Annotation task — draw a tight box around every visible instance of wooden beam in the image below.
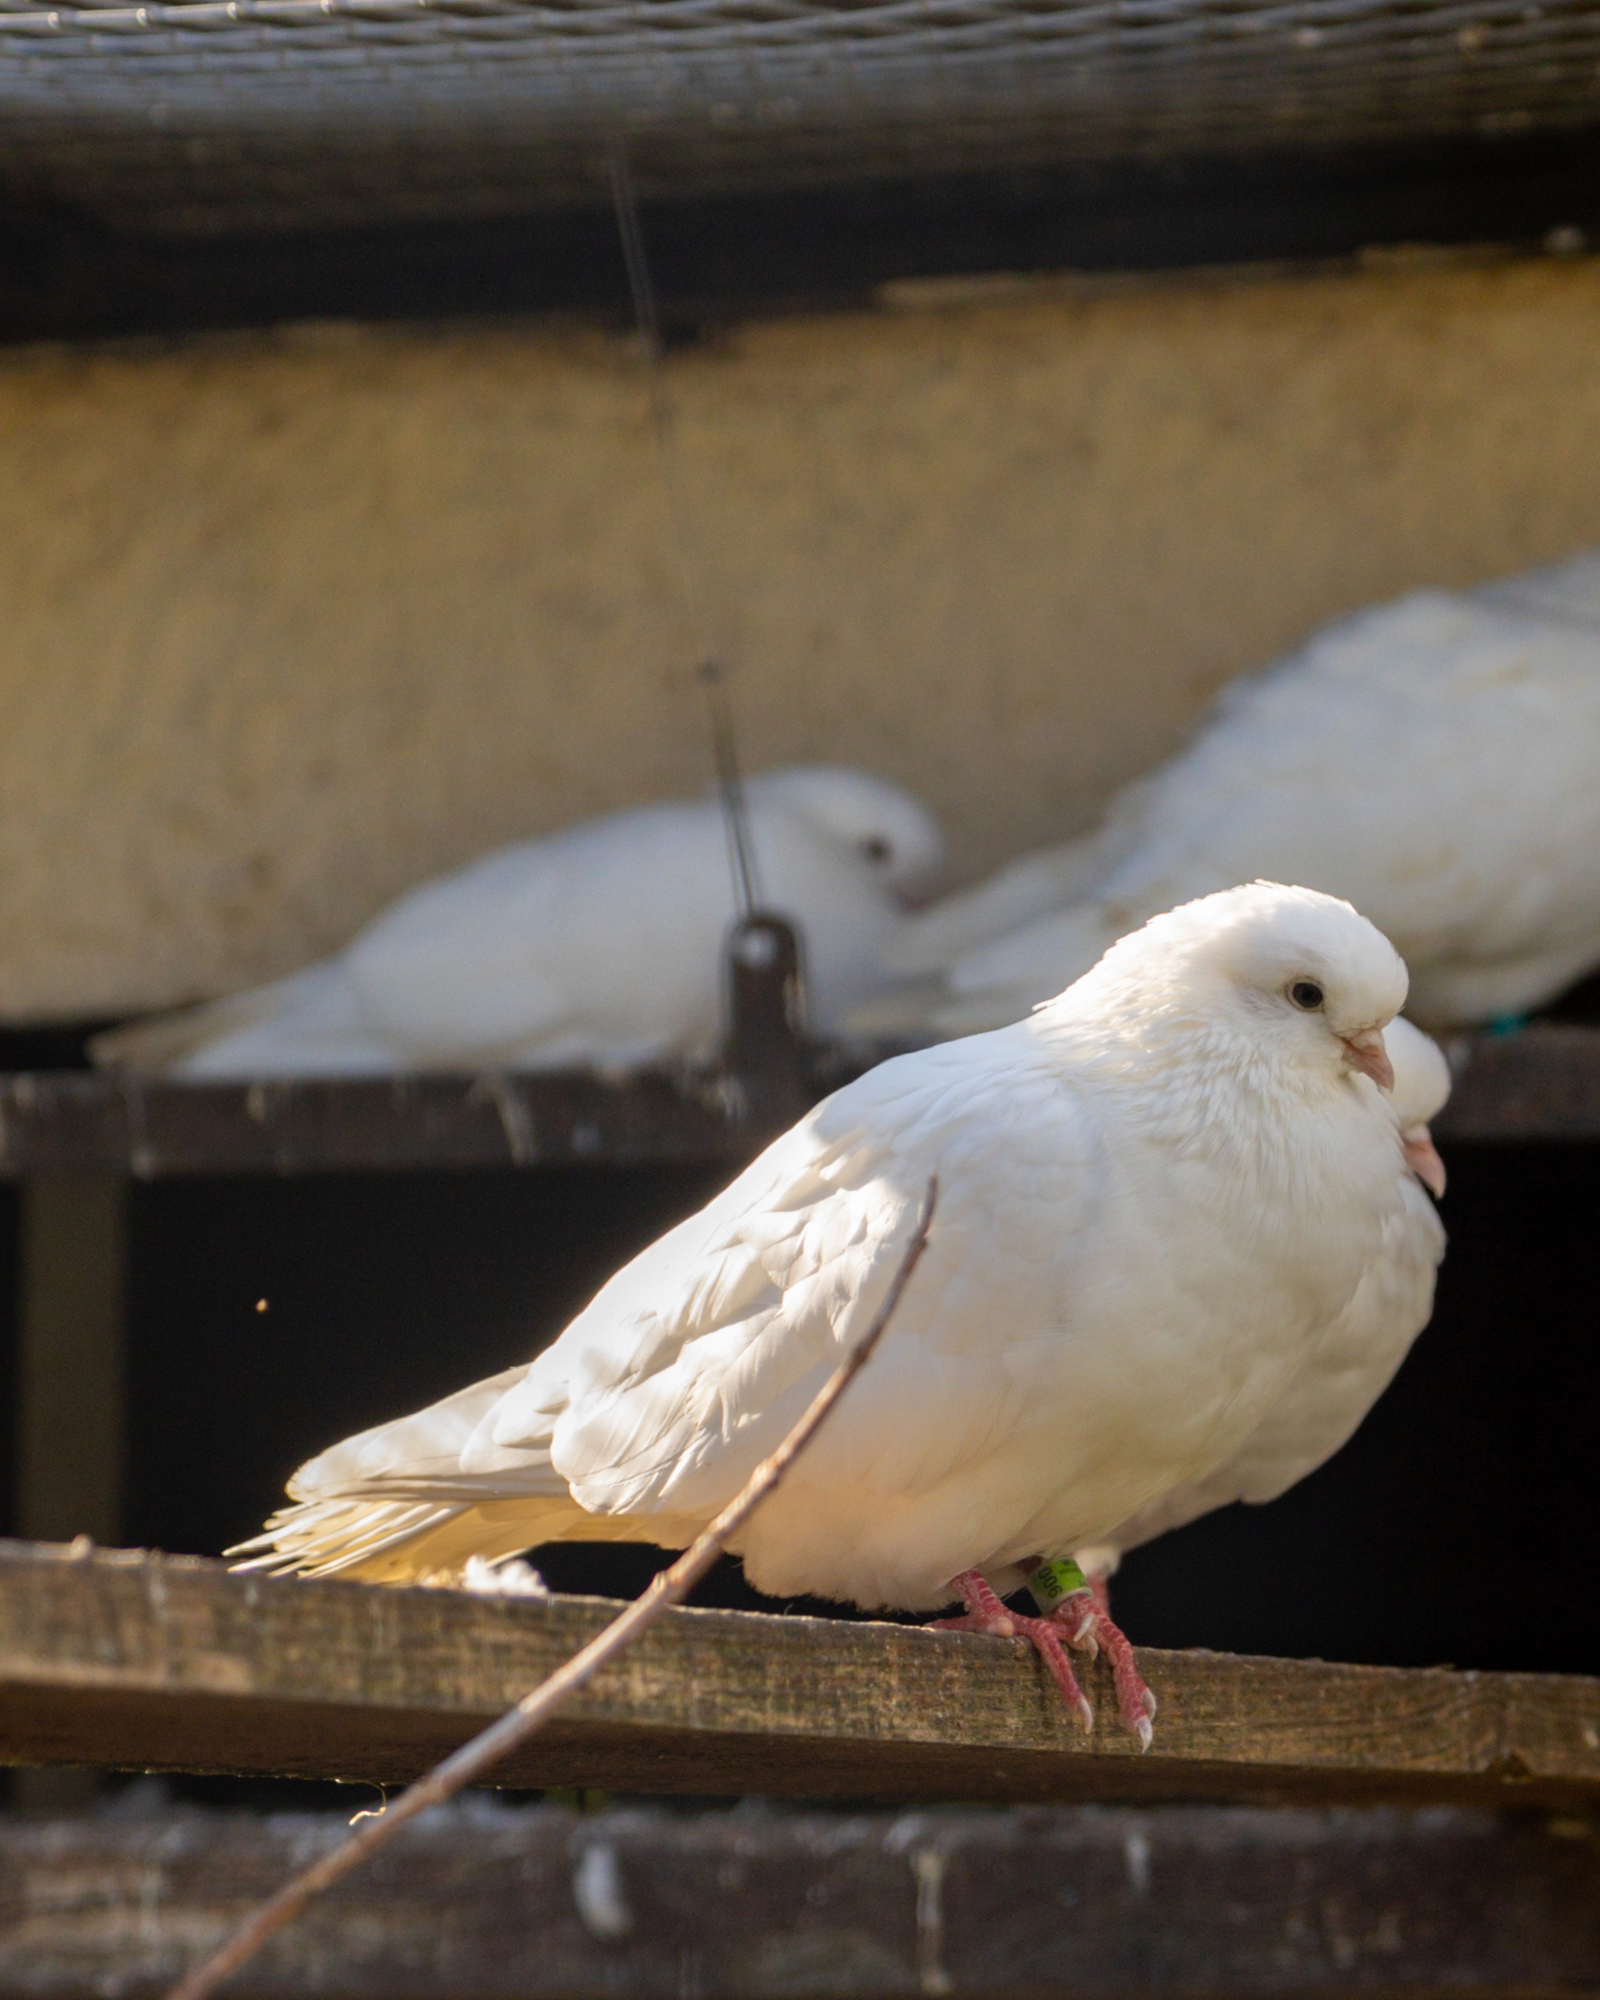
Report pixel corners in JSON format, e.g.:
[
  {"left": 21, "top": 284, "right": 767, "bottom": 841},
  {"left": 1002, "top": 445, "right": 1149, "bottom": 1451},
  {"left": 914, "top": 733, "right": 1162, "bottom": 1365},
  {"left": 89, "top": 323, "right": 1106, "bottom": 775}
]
[
  {"left": 0, "top": 1026, "right": 1589, "bottom": 1180},
  {"left": 4, "top": 1797, "right": 1600, "bottom": 1998},
  {"left": 10, "top": 1179, "right": 127, "bottom": 1811},
  {"left": 0, "top": 1067, "right": 769, "bottom": 1178},
  {"left": 3, "top": 1541, "right": 1599, "bottom": 1808},
  {"left": 14, "top": 1178, "right": 126, "bottom": 1547},
  {"left": 1437, "top": 1025, "right": 1600, "bottom": 1141}
]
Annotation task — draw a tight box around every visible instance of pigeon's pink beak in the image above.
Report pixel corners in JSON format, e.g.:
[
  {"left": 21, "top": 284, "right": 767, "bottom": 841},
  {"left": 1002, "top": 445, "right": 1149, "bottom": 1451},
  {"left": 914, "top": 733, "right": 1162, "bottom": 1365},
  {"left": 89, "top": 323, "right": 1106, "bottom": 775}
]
[
  {"left": 1402, "top": 1126, "right": 1448, "bottom": 1198},
  {"left": 1339, "top": 1028, "right": 1395, "bottom": 1093}
]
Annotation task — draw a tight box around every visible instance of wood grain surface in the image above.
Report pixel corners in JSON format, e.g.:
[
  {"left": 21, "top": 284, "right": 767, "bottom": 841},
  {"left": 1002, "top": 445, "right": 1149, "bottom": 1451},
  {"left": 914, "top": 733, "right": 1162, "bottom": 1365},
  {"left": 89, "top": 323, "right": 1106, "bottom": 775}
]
[
  {"left": 5, "top": 1797, "right": 1600, "bottom": 1997},
  {"left": 4, "top": 1541, "right": 1600, "bottom": 1807}
]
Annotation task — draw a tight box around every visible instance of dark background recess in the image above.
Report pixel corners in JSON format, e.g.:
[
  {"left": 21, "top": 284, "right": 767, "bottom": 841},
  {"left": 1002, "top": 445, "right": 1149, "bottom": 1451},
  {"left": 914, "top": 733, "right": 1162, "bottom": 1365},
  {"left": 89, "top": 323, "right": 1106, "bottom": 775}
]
[{"left": 6, "top": 127, "right": 1600, "bottom": 346}]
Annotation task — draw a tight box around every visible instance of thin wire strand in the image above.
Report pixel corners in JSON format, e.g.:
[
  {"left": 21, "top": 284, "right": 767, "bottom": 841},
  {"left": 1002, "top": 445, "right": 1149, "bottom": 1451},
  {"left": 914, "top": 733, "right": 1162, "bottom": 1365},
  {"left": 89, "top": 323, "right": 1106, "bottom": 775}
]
[
  {"left": 699, "top": 659, "right": 763, "bottom": 918},
  {"left": 606, "top": 140, "right": 762, "bottom": 919},
  {"left": 163, "top": 1177, "right": 939, "bottom": 2000}
]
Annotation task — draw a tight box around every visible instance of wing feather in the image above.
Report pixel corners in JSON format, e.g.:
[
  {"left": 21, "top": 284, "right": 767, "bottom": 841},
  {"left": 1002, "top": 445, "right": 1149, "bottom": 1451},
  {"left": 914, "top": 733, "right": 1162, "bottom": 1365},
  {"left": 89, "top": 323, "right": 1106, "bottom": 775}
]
[
  {"left": 239, "top": 1029, "right": 1096, "bottom": 1589},
  {"left": 477, "top": 1040, "right": 1064, "bottom": 1524}
]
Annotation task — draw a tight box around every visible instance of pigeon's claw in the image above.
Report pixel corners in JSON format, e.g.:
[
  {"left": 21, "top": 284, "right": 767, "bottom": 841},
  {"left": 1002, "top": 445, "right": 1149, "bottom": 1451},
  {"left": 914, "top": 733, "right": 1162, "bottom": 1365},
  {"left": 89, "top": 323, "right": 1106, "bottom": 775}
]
[
  {"left": 1049, "top": 1587, "right": 1157, "bottom": 1750},
  {"left": 934, "top": 1570, "right": 1095, "bottom": 1732},
  {"left": 1055, "top": 1594, "right": 1099, "bottom": 1656}
]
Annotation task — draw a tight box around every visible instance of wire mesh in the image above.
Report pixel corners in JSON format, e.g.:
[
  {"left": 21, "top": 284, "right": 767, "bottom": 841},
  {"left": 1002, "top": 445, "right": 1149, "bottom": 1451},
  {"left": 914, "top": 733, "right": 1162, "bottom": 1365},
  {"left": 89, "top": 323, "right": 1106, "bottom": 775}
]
[{"left": 2, "top": 0, "right": 1599, "bottom": 233}]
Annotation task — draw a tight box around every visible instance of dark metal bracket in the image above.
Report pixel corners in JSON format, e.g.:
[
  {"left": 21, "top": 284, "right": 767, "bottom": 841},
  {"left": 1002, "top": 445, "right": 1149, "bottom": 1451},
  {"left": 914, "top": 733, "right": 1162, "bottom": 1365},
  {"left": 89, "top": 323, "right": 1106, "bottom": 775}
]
[{"left": 723, "top": 912, "right": 812, "bottom": 1131}]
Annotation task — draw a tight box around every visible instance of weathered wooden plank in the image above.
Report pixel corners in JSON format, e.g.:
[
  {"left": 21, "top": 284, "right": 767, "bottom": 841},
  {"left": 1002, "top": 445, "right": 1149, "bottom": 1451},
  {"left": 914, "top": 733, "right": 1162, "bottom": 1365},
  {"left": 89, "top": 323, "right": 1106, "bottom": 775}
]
[
  {"left": 15, "top": 1179, "right": 126, "bottom": 1548},
  {"left": 1436, "top": 1025, "right": 1600, "bottom": 1141},
  {"left": 0, "top": 1025, "right": 1590, "bottom": 1179},
  {"left": 5, "top": 1798, "right": 1600, "bottom": 1998},
  {"left": 11, "top": 1179, "right": 127, "bottom": 1812},
  {"left": 0, "top": 1069, "right": 762, "bottom": 1178},
  {"left": 3, "top": 1541, "right": 1600, "bottom": 1807}
]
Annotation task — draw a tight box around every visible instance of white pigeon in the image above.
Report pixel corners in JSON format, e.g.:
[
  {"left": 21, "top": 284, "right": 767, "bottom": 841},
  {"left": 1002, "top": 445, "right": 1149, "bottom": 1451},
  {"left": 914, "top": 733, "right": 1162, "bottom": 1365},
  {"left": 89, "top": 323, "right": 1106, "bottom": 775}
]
[
  {"left": 868, "top": 550, "right": 1600, "bottom": 1034},
  {"left": 90, "top": 767, "right": 945, "bottom": 1078},
  {"left": 232, "top": 882, "right": 1415, "bottom": 1745},
  {"left": 1068, "top": 1013, "right": 1448, "bottom": 1587}
]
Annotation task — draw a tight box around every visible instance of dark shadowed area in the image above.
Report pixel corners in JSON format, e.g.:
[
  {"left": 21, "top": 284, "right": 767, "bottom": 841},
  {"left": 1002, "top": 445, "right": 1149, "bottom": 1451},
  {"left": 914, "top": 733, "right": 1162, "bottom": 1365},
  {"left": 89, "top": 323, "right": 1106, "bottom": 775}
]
[{"left": 7, "top": 129, "right": 1600, "bottom": 347}]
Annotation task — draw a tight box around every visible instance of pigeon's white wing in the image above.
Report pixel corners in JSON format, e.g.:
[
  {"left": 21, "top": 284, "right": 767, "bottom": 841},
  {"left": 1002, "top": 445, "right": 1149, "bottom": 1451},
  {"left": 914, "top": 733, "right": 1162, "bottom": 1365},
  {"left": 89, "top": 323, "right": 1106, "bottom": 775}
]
[
  {"left": 1406, "top": 937, "right": 1600, "bottom": 1024},
  {"left": 92, "top": 766, "right": 931, "bottom": 1079},
  {"left": 342, "top": 804, "right": 732, "bottom": 1067},
  {"left": 940, "top": 587, "right": 1600, "bottom": 1029},
  {"left": 839, "top": 842, "right": 1120, "bottom": 1034},
  {"left": 1474, "top": 548, "right": 1600, "bottom": 630},
  {"left": 233, "top": 1029, "right": 1096, "bottom": 1588},
  {"left": 286, "top": 1365, "right": 541, "bottom": 1501},
  {"left": 471, "top": 1044, "right": 1051, "bottom": 1523},
  {"left": 1096, "top": 593, "right": 1600, "bottom": 976},
  {"left": 880, "top": 828, "right": 1122, "bottom": 980},
  {"left": 90, "top": 963, "right": 397, "bottom": 1077},
  {"left": 95, "top": 804, "right": 736, "bottom": 1077},
  {"left": 224, "top": 1363, "right": 571, "bottom": 1580},
  {"left": 934, "top": 905, "right": 1121, "bottom": 1029}
]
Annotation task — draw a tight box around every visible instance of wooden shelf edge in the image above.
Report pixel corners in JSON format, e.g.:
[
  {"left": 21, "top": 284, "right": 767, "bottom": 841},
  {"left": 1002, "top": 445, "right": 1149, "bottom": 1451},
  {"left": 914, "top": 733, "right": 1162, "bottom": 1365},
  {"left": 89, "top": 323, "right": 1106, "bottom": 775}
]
[
  {"left": 3, "top": 1541, "right": 1599, "bottom": 1807},
  {"left": 0, "top": 1024, "right": 1596, "bottom": 1176},
  {"left": 1437, "top": 1025, "right": 1600, "bottom": 1142}
]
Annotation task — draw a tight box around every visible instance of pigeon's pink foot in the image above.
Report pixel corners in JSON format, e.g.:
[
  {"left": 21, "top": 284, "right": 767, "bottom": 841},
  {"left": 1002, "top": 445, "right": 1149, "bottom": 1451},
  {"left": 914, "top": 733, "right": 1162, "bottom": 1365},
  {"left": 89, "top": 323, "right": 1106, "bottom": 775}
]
[
  {"left": 1050, "top": 1586, "right": 1157, "bottom": 1750},
  {"left": 931, "top": 1570, "right": 1094, "bottom": 1732}
]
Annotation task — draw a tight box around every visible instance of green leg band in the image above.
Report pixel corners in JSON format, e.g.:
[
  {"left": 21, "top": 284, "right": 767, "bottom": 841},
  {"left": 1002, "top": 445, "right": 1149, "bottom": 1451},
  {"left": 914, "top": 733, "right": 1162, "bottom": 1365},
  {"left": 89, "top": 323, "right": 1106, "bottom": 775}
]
[{"left": 1027, "top": 1556, "right": 1089, "bottom": 1613}]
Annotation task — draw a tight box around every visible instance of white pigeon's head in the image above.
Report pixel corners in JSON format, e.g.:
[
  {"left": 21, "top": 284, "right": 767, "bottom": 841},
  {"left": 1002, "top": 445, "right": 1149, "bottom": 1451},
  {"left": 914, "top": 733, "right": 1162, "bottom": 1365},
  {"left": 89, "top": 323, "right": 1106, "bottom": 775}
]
[
  {"left": 1384, "top": 1014, "right": 1451, "bottom": 1196},
  {"left": 1077, "top": 881, "right": 1410, "bottom": 1095},
  {"left": 746, "top": 766, "right": 946, "bottom": 899}
]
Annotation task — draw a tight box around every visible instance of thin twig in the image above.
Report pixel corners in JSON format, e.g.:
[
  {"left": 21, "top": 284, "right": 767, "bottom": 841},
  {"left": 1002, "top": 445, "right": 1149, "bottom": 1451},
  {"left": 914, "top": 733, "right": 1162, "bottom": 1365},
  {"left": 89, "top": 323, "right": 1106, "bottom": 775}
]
[{"left": 165, "top": 1178, "right": 939, "bottom": 2000}]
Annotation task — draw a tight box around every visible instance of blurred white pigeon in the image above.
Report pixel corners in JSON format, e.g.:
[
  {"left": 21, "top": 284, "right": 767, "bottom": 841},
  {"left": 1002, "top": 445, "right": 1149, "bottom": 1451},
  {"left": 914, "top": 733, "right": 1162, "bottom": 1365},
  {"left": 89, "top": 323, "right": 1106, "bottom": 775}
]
[
  {"left": 1068, "top": 1013, "right": 1448, "bottom": 1590},
  {"left": 91, "top": 767, "right": 944, "bottom": 1078},
  {"left": 869, "top": 551, "right": 1600, "bottom": 1034},
  {"left": 232, "top": 882, "right": 1414, "bottom": 1745}
]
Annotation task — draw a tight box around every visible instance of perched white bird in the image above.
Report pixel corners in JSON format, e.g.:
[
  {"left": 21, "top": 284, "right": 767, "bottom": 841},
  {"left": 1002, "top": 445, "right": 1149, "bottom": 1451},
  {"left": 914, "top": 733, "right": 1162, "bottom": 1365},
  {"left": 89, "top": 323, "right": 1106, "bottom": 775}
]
[
  {"left": 233, "top": 882, "right": 1416, "bottom": 1744},
  {"left": 869, "top": 551, "right": 1600, "bottom": 1033},
  {"left": 91, "top": 767, "right": 945, "bottom": 1078},
  {"left": 1070, "top": 1013, "right": 1448, "bottom": 1586}
]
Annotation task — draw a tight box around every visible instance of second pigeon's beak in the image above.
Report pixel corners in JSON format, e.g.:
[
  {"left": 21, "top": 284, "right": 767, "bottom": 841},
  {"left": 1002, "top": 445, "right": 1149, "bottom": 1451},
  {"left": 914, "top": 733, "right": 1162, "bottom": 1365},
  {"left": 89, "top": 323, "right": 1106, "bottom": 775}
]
[
  {"left": 1402, "top": 1125, "right": 1448, "bottom": 1198},
  {"left": 1340, "top": 1027, "right": 1395, "bottom": 1093}
]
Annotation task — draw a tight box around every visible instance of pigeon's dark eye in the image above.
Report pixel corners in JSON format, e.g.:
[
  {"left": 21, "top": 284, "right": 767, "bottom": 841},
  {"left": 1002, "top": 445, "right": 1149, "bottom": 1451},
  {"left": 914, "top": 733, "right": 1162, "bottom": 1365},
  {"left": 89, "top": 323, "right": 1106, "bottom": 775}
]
[
  {"left": 1288, "top": 980, "right": 1326, "bottom": 1011},
  {"left": 861, "top": 836, "right": 893, "bottom": 864}
]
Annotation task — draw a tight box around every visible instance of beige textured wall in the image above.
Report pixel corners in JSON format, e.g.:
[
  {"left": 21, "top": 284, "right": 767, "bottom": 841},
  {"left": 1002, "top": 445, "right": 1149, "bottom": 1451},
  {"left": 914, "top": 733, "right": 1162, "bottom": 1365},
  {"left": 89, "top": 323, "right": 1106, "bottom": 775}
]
[{"left": 3, "top": 254, "right": 1600, "bottom": 1019}]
